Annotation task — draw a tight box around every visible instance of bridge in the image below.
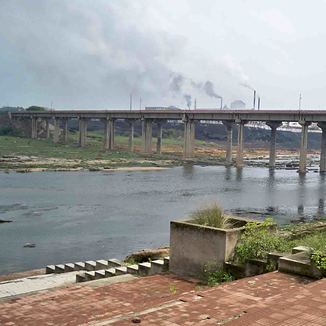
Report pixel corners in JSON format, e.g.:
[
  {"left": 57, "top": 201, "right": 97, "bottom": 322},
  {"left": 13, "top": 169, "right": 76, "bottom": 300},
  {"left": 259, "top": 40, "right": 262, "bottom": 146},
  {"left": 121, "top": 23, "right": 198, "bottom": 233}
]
[{"left": 10, "top": 109, "right": 326, "bottom": 173}]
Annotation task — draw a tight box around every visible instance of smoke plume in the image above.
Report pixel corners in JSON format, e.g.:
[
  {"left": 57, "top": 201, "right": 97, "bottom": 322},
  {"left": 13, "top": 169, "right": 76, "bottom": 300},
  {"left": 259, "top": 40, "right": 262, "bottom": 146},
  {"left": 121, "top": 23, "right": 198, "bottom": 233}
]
[
  {"left": 184, "top": 94, "right": 192, "bottom": 109},
  {"left": 203, "top": 81, "right": 222, "bottom": 99}
]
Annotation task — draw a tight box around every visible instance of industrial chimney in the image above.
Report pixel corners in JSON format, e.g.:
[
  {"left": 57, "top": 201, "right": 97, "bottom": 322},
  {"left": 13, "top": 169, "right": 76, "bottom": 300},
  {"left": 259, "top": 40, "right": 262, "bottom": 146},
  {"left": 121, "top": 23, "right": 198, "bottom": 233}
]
[{"left": 253, "top": 90, "right": 256, "bottom": 110}]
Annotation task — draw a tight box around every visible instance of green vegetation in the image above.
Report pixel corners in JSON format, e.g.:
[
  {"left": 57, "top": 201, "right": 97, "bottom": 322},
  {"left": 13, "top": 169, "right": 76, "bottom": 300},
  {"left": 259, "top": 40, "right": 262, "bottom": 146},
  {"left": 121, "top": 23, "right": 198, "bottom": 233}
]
[
  {"left": 233, "top": 218, "right": 292, "bottom": 264},
  {"left": 26, "top": 106, "right": 47, "bottom": 111},
  {"left": 202, "top": 262, "right": 234, "bottom": 286},
  {"left": 206, "top": 270, "right": 234, "bottom": 286},
  {"left": 311, "top": 250, "right": 326, "bottom": 276},
  {"left": 293, "top": 231, "right": 326, "bottom": 253},
  {"left": 191, "top": 203, "right": 233, "bottom": 229}
]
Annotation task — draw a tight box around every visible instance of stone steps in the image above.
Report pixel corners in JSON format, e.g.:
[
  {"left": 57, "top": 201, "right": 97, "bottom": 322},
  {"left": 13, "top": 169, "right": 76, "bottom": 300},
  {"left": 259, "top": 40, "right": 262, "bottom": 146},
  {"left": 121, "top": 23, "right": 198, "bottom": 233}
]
[
  {"left": 75, "top": 257, "right": 170, "bottom": 283},
  {"left": 278, "top": 251, "right": 322, "bottom": 279},
  {"left": 46, "top": 258, "right": 123, "bottom": 275}
]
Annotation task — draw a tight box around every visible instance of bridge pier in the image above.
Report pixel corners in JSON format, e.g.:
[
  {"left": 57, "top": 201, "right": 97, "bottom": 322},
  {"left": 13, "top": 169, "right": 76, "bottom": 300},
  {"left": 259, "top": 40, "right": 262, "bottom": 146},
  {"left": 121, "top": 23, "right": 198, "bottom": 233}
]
[
  {"left": 53, "top": 118, "right": 60, "bottom": 144},
  {"left": 142, "top": 119, "right": 153, "bottom": 154},
  {"left": 128, "top": 120, "right": 134, "bottom": 152},
  {"left": 156, "top": 121, "right": 163, "bottom": 154},
  {"left": 45, "top": 119, "right": 50, "bottom": 139},
  {"left": 298, "top": 121, "right": 311, "bottom": 174},
  {"left": 183, "top": 119, "right": 195, "bottom": 159},
  {"left": 104, "top": 118, "right": 114, "bottom": 150},
  {"left": 236, "top": 120, "right": 245, "bottom": 168},
  {"left": 318, "top": 122, "right": 326, "bottom": 173},
  {"left": 31, "top": 117, "right": 37, "bottom": 139},
  {"left": 63, "top": 119, "right": 69, "bottom": 144},
  {"left": 79, "top": 118, "right": 88, "bottom": 147},
  {"left": 266, "top": 121, "right": 282, "bottom": 169},
  {"left": 222, "top": 121, "right": 234, "bottom": 166}
]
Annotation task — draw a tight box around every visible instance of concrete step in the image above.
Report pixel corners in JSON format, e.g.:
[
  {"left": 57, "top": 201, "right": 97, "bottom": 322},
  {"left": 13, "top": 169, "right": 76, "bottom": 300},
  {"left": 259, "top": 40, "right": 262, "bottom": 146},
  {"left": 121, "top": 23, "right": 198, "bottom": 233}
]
[
  {"left": 54, "top": 264, "right": 65, "bottom": 274},
  {"left": 278, "top": 252, "right": 322, "bottom": 279},
  {"left": 45, "top": 265, "right": 55, "bottom": 274},
  {"left": 292, "top": 246, "right": 312, "bottom": 254},
  {"left": 115, "top": 266, "right": 128, "bottom": 276},
  {"left": 76, "top": 273, "right": 87, "bottom": 283},
  {"left": 151, "top": 259, "right": 165, "bottom": 274},
  {"left": 163, "top": 256, "right": 170, "bottom": 270},
  {"left": 105, "top": 268, "right": 116, "bottom": 277},
  {"left": 64, "top": 263, "right": 76, "bottom": 272},
  {"left": 126, "top": 265, "right": 139, "bottom": 275},
  {"left": 94, "top": 270, "right": 106, "bottom": 280},
  {"left": 138, "top": 262, "right": 151, "bottom": 276},
  {"left": 85, "top": 261, "right": 97, "bottom": 271},
  {"left": 84, "top": 271, "right": 96, "bottom": 281},
  {"left": 267, "top": 252, "right": 286, "bottom": 269},
  {"left": 107, "top": 259, "right": 122, "bottom": 268},
  {"left": 74, "top": 262, "right": 86, "bottom": 271},
  {"left": 96, "top": 260, "right": 109, "bottom": 270}
]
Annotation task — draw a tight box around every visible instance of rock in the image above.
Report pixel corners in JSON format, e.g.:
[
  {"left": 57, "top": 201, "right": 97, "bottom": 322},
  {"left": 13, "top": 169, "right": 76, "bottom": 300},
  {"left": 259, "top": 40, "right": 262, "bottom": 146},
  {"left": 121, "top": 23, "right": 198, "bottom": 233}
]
[
  {"left": 0, "top": 219, "right": 12, "bottom": 223},
  {"left": 125, "top": 247, "right": 169, "bottom": 264},
  {"left": 23, "top": 243, "right": 36, "bottom": 248},
  {"left": 131, "top": 317, "right": 141, "bottom": 323}
]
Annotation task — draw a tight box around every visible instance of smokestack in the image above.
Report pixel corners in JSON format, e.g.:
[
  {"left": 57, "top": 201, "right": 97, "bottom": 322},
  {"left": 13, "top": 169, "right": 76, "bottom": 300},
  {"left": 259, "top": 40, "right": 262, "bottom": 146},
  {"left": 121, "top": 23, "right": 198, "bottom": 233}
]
[
  {"left": 253, "top": 90, "right": 256, "bottom": 110},
  {"left": 129, "top": 94, "right": 133, "bottom": 111},
  {"left": 258, "top": 97, "right": 261, "bottom": 110},
  {"left": 194, "top": 98, "right": 197, "bottom": 110},
  {"left": 220, "top": 97, "right": 223, "bottom": 110}
]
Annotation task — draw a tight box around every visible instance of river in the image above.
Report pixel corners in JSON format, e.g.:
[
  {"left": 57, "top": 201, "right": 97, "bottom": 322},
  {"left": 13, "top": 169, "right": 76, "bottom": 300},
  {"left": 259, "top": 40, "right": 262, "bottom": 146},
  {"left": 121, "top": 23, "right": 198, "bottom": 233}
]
[{"left": 0, "top": 166, "right": 325, "bottom": 275}]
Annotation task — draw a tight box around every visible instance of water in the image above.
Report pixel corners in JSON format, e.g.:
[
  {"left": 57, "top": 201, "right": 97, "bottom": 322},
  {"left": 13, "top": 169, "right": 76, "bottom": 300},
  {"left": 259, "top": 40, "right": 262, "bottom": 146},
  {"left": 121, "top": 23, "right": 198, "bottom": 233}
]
[{"left": 0, "top": 166, "right": 325, "bottom": 275}]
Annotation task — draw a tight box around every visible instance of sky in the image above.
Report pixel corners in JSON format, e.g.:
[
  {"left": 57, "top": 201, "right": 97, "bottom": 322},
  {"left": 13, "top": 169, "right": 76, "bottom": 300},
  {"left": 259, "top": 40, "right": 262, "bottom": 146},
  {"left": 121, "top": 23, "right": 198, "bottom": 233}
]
[{"left": 1, "top": 0, "right": 326, "bottom": 110}]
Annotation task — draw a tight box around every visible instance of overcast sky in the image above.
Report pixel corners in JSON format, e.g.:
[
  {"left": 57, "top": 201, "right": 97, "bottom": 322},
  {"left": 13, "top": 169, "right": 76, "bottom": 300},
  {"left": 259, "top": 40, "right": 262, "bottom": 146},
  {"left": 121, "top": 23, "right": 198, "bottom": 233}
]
[{"left": 1, "top": 0, "right": 326, "bottom": 110}]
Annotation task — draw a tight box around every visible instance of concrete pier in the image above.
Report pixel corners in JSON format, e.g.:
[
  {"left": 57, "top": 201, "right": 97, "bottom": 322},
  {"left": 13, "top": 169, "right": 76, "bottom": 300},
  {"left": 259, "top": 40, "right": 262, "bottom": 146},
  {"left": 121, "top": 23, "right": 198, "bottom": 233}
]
[
  {"left": 79, "top": 118, "right": 87, "bottom": 147},
  {"left": 236, "top": 121, "right": 245, "bottom": 168},
  {"left": 298, "top": 121, "right": 311, "bottom": 174},
  {"left": 128, "top": 120, "right": 134, "bottom": 152},
  {"left": 156, "top": 122, "right": 163, "bottom": 154},
  {"left": 222, "top": 121, "right": 233, "bottom": 165},
  {"left": 318, "top": 122, "right": 326, "bottom": 173},
  {"left": 183, "top": 119, "right": 195, "bottom": 159},
  {"left": 31, "top": 117, "right": 37, "bottom": 139},
  {"left": 104, "top": 119, "right": 114, "bottom": 150},
  {"left": 53, "top": 118, "right": 60, "bottom": 144},
  {"left": 142, "top": 119, "right": 153, "bottom": 154},
  {"left": 63, "top": 119, "right": 69, "bottom": 144},
  {"left": 266, "top": 121, "right": 282, "bottom": 169},
  {"left": 45, "top": 119, "right": 50, "bottom": 139}
]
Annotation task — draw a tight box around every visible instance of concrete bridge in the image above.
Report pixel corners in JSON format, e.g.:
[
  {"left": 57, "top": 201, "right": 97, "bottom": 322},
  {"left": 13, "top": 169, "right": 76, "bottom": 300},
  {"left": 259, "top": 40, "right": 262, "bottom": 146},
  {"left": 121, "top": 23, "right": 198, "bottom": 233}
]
[{"left": 10, "top": 109, "right": 326, "bottom": 173}]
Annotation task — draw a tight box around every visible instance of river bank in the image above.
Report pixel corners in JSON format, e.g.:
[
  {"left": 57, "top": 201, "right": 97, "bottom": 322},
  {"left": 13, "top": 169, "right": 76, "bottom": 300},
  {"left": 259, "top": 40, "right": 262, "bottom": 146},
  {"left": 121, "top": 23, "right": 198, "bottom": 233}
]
[{"left": 0, "top": 135, "right": 321, "bottom": 172}]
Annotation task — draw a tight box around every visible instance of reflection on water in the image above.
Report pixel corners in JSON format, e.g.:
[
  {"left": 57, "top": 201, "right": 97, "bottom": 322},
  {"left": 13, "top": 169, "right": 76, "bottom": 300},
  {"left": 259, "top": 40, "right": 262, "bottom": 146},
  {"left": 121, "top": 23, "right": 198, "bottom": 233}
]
[{"left": 0, "top": 166, "right": 325, "bottom": 274}]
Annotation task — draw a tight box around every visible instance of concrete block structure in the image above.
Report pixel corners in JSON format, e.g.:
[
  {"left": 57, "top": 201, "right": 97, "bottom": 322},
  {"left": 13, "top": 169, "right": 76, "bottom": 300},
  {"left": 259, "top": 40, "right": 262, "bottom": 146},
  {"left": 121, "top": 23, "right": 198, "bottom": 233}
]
[{"left": 169, "top": 217, "right": 251, "bottom": 277}]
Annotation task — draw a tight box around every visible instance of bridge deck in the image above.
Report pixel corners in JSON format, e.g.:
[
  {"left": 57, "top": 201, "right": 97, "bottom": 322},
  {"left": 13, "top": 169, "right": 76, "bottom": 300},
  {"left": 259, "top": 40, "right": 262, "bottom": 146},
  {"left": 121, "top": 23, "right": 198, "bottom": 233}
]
[{"left": 10, "top": 109, "right": 326, "bottom": 122}]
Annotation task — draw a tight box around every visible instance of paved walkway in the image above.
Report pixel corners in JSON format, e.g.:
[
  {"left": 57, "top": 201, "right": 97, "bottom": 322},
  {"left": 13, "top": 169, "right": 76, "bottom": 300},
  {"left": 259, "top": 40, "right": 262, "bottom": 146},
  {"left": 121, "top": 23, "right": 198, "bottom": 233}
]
[
  {"left": 0, "top": 271, "right": 325, "bottom": 325},
  {"left": 0, "top": 272, "right": 78, "bottom": 299}
]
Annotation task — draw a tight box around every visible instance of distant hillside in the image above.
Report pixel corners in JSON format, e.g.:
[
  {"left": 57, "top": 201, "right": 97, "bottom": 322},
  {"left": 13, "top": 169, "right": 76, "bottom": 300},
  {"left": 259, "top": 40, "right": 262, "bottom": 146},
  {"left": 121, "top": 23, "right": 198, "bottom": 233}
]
[{"left": 0, "top": 106, "right": 24, "bottom": 113}]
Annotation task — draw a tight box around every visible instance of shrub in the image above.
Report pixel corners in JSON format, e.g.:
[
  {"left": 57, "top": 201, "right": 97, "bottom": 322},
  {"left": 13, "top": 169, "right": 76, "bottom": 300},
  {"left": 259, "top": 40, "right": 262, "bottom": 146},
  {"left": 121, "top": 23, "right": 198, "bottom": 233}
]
[
  {"left": 233, "top": 218, "right": 292, "bottom": 264},
  {"left": 310, "top": 250, "right": 326, "bottom": 276},
  {"left": 202, "top": 262, "right": 234, "bottom": 286},
  {"left": 190, "top": 203, "right": 232, "bottom": 229}
]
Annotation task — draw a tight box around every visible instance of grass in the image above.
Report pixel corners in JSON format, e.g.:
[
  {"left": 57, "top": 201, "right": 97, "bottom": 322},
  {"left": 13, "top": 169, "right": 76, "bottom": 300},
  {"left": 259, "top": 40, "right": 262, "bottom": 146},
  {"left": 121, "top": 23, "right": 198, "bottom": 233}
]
[
  {"left": 293, "top": 231, "right": 326, "bottom": 253},
  {"left": 190, "top": 203, "right": 233, "bottom": 229}
]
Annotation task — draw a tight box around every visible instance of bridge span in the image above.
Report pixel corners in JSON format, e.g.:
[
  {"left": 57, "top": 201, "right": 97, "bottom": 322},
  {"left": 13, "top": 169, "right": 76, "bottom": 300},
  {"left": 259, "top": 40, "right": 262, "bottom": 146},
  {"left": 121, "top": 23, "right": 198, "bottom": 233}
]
[{"left": 10, "top": 109, "right": 326, "bottom": 173}]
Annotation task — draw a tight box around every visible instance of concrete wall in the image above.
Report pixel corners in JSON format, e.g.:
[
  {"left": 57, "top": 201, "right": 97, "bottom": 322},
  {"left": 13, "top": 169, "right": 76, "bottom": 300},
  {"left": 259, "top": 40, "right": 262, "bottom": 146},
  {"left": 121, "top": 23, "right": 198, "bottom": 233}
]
[{"left": 170, "top": 219, "right": 247, "bottom": 278}]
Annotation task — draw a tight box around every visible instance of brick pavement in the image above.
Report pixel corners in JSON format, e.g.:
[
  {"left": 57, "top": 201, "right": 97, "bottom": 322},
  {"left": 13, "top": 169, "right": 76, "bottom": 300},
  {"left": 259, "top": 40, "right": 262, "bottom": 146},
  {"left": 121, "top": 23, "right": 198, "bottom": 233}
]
[{"left": 0, "top": 271, "right": 325, "bottom": 325}]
